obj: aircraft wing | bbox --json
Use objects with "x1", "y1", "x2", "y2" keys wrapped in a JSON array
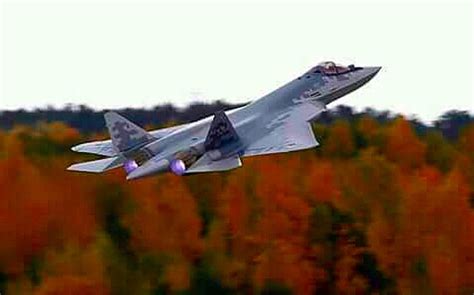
[
  {"x1": 242, "y1": 102, "x2": 324, "y2": 157},
  {"x1": 71, "y1": 124, "x2": 186, "y2": 156},
  {"x1": 148, "y1": 124, "x2": 185, "y2": 138}
]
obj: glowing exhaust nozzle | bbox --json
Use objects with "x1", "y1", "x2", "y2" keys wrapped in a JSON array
[
  {"x1": 170, "y1": 159, "x2": 186, "y2": 175},
  {"x1": 124, "y1": 160, "x2": 138, "y2": 174}
]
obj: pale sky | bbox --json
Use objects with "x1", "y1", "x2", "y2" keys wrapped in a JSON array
[{"x1": 1, "y1": 0, "x2": 473, "y2": 122}]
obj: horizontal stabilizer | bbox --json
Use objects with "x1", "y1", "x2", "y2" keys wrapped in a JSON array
[
  {"x1": 71, "y1": 124, "x2": 187, "y2": 157},
  {"x1": 186, "y1": 154, "x2": 242, "y2": 174},
  {"x1": 71, "y1": 140, "x2": 117, "y2": 157},
  {"x1": 67, "y1": 156, "x2": 123, "y2": 173}
]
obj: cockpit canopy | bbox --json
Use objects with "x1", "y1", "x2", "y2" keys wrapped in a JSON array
[{"x1": 305, "y1": 61, "x2": 356, "y2": 76}]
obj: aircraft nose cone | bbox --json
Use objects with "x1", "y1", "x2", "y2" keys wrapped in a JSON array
[
  {"x1": 355, "y1": 66, "x2": 381, "y2": 86},
  {"x1": 366, "y1": 66, "x2": 382, "y2": 79},
  {"x1": 363, "y1": 67, "x2": 382, "y2": 79}
]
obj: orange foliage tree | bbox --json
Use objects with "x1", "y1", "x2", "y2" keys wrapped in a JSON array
[{"x1": 0, "y1": 113, "x2": 473, "y2": 294}]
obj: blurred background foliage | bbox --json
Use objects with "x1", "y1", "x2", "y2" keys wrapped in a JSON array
[{"x1": 0, "y1": 103, "x2": 473, "y2": 294}]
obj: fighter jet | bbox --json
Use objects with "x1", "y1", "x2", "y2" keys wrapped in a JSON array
[{"x1": 67, "y1": 61, "x2": 381, "y2": 180}]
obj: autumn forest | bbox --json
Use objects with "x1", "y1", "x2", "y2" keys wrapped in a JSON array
[{"x1": 0, "y1": 104, "x2": 473, "y2": 294}]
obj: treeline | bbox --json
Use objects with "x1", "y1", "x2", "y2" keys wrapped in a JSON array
[
  {"x1": 0, "y1": 101, "x2": 243, "y2": 134},
  {"x1": 0, "y1": 105, "x2": 473, "y2": 294},
  {"x1": 1, "y1": 102, "x2": 473, "y2": 140}
]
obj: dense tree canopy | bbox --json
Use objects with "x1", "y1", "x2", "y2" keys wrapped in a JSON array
[{"x1": 0, "y1": 105, "x2": 472, "y2": 294}]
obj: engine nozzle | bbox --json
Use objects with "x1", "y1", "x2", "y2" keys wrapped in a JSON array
[
  {"x1": 123, "y1": 160, "x2": 138, "y2": 174},
  {"x1": 170, "y1": 159, "x2": 186, "y2": 175}
]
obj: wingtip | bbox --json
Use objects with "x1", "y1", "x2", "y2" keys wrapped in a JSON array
[{"x1": 66, "y1": 163, "x2": 79, "y2": 171}]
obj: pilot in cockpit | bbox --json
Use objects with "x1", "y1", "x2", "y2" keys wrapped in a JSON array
[{"x1": 307, "y1": 61, "x2": 357, "y2": 76}]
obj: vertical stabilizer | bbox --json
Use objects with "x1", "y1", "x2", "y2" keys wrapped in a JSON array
[
  {"x1": 104, "y1": 111, "x2": 154, "y2": 152},
  {"x1": 204, "y1": 111, "x2": 240, "y2": 150}
]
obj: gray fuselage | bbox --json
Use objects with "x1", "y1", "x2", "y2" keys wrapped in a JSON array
[{"x1": 140, "y1": 66, "x2": 380, "y2": 162}]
